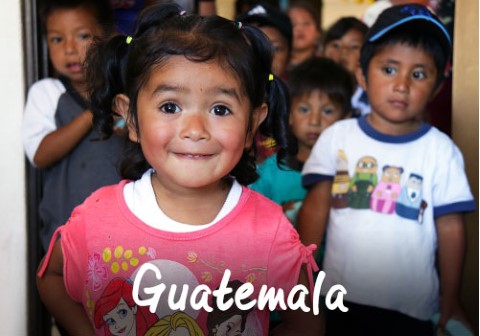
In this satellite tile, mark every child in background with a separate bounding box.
[299,4,475,335]
[251,56,352,331]
[322,17,369,117]
[22,0,124,252]
[37,4,322,335]
[237,2,293,163]
[237,2,292,80]
[287,1,321,69]
[251,56,353,230]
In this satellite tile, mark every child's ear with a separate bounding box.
[113,94,139,143]
[355,66,367,91]
[245,103,268,148]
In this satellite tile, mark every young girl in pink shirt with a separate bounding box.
[37,3,322,335]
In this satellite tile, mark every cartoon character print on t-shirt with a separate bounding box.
[348,156,378,209]
[370,165,403,214]
[395,173,428,223]
[84,246,264,336]
[93,277,160,335]
[330,152,428,224]
[207,280,260,336]
[331,150,350,209]
[146,311,205,336]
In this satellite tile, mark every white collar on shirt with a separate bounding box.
[123,169,242,232]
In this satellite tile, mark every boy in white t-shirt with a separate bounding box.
[298,4,475,335]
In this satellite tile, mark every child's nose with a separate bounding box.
[393,75,410,93]
[309,111,321,125]
[179,113,210,141]
[64,37,77,54]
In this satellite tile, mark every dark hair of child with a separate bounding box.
[360,26,448,88]
[39,0,114,36]
[86,3,292,185]
[323,16,368,47]
[289,57,353,117]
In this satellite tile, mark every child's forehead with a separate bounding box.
[327,28,365,43]
[289,7,315,20]
[143,57,246,95]
[374,41,436,63]
[344,28,366,38]
[292,89,336,103]
[46,6,101,29]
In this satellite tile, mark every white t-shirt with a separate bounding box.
[22,78,66,164]
[302,117,475,320]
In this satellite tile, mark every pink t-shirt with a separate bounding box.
[39,180,317,335]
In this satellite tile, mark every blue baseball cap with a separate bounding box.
[366,4,451,55]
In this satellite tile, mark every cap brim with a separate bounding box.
[369,15,451,45]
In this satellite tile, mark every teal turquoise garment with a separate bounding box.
[250,154,306,226]
[250,155,326,264]
[250,154,325,265]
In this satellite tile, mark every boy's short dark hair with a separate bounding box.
[324,16,368,46]
[288,57,354,116]
[237,2,293,50]
[39,0,114,35]
[360,4,451,87]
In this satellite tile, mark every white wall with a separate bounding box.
[0,0,27,334]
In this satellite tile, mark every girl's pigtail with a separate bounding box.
[241,24,296,170]
[263,76,298,170]
[86,34,129,138]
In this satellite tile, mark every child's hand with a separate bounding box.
[437,304,475,336]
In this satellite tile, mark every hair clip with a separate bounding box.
[126,36,133,45]
[179,10,186,16]
[268,73,274,81]
[237,21,243,29]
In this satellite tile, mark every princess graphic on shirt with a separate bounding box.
[207,280,259,336]
[145,311,204,336]
[94,278,159,335]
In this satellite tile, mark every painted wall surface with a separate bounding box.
[0,0,27,334]
[452,0,479,332]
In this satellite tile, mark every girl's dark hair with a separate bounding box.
[288,57,354,116]
[87,3,291,185]
[39,0,114,35]
[360,26,447,88]
[323,16,368,45]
